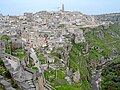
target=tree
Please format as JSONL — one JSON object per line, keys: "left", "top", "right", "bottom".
{"left": 71, "top": 34, "right": 75, "bottom": 43}
{"left": 0, "top": 59, "right": 4, "bottom": 66}
{"left": 32, "top": 66, "right": 39, "bottom": 72}
{"left": 1, "top": 35, "right": 10, "bottom": 41}
{"left": 2, "top": 70, "right": 11, "bottom": 78}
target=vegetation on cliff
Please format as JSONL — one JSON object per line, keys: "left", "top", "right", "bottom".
{"left": 101, "top": 56, "right": 120, "bottom": 90}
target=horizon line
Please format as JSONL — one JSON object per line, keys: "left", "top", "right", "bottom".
{"left": 1, "top": 10, "right": 120, "bottom": 16}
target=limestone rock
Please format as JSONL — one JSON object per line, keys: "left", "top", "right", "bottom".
{"left": 65, "top": 76, "right": 72, "bottom": 85}
{"left": 73, "top": 71, "right": 80, "bottom": 83}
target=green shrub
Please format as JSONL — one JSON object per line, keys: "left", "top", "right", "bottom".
{"left": 58, "top": 24, "right": 65, "bottom": 28}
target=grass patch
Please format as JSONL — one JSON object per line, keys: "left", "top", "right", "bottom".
{"left": 13, "top": 54, "right": 25, "bottom": 59}
{"left": 55, "top": 85, "right": 83, "bottom": 90}
{"left": 69, "top": 43, "right": 91, "bottom": 90}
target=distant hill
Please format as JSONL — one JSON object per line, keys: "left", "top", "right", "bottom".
{"left": 95, "top": 13, "right": 120, "bottom": 24}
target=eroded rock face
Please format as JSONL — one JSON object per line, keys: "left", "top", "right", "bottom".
{"left": 75, "top": 29, "right": 86, "bottom": 43}
{"left": 73, "top": 71, "right": 80, "bottom": 83}
{"left": 65, "top": 76, "right": 72, "bottom": 85}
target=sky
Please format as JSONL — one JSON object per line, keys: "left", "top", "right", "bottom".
{"left": 0, "top": 0, "right": 120, "bottom": 15}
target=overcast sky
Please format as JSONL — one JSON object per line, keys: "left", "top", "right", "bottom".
{"left": 0, "top": 0, "right": 120, "bottom": 15}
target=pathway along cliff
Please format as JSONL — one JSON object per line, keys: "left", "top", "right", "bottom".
{"left": 91, "top": 56, "right": 116, "bottom": 90}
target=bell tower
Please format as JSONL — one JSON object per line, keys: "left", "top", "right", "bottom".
{"left": 60, "top": 4, "right": 64, "bottom": 12}
{"left": 62, "top": 4, "right": 64, "bottom": 12}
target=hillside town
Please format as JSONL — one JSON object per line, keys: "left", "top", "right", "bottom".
{"left": 0, "top": 5, "right": 101, "bottom": 48}
{"left": 0, "top": 4, "right": 120, "bottom": 90}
